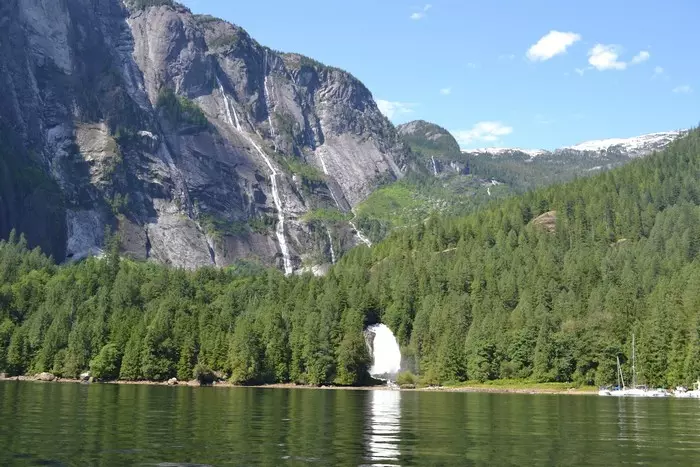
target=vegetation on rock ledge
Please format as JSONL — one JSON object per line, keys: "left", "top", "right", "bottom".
{"left": 2, "top": 130, "right": 700, "bottom": 389}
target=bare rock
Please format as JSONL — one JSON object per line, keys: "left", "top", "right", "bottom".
{"left": 532, "top": 211, "right": 558, "bottom": 233}
{"left": 35, "top": 372, "right": 56, "bottom": 382}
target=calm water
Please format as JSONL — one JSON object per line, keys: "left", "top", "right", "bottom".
{"left": 2, "top": 382, "right": 700, "bottom": 466}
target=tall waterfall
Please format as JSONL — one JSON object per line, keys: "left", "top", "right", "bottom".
{"left": 367, "top": 324, "right": 401, "bottom": 379}
{"left": 326, "top": 228, "right": 336, "bottom": 264}
{"left": 431, "top": 155, "right": 438, "bottom": 176}
{"left": 263, "top": 51, "right": 276, "bottom": 139}
{"left": 218, "top": 78, "right": 293, "bottom": 275}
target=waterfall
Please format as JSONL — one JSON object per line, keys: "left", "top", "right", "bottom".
{"left": 350, "top": 220, "right": 372, "bottom": 247}
{"left": 318, "top": 150, "right": 370, "bottom": 249}
{"left": 326, "top": 228, "right": 336, "bottom": 264}
{"left": 366, "top": 324, "right": 401, "bottom": 379}
{"left": 247, "top": 138, "right": 293, "bottom": 275}
{"left": 217, "top": 77, "right": 241, "bottom": 131}
{"left": 487, "top": 186, "right": 491, "bottom": 197}
{"left": 367, "top": 390, "right": 401, "bottom": 465}
{"left": 431, "top": 155, "right": 438, "bottom": 176}
{"left": 317, "top": 152, "right": 343, "bottom": 209}
{"left": 263, "top": 51, "right": 276, "bottom": 139}
{"left": 218, "top": 77, "right": 293, "bottom": 275}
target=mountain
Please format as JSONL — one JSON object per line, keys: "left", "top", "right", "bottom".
{"left": 3, "top": 126, "right": 700, "bottom": 388}
{"left": 0, "top": 0, "right": 412, "bottom": 272}
{"left": 464, "top": 130, "right": 686, "bottom": 190}
{"left": 396, "top": 120, "right": 468, "bottom": 175}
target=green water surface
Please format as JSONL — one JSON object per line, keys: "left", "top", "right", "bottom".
{"left": 1, "top": 381, "right": 698, "bottom": 465}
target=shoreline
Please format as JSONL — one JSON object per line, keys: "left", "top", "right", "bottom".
{"left": 0, "top": 374, "right": 596, "bottom": 395}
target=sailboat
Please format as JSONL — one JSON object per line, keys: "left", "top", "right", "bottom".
{"left": 599, "top": 356, "right": 625, "bottom": 396}
{"left": 599, "top": 335, "right": 668, "bottom": 397}
{"left": 673, "top": 380, "right": 700, "bottom": 398}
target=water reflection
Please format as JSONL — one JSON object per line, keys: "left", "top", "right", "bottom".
{"left": 366, "top": 389, "right": 401, "bottom": 466}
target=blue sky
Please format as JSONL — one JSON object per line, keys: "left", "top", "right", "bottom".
{"left": 181, "top": 0, "right": 698, "bottom": 150}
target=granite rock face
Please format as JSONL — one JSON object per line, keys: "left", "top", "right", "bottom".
{"left": 0, "top": 0, "right": 412, "bottom": 272}
{"left": 397, "top": 120, "right": 468, "bottom": 175}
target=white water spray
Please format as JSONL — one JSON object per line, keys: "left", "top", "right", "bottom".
{"left": 431, "top": 155, "right": 438, "bottom": 176}
{"left": 367, "top": 324, "right": 401, "bottom": 378}
{"left": 247, "top": 138, "right": 293, "bottom": 275}
{"left": 350, "top": 220, "right": 372, "bottom": 248}
{"left": 217, "top": 77, "right": 241, "bottom": 131}
{"left": 487, "top": 186, "right": 491, "bottom": 197}
{"left": 326, "top": 228, "right": 336, "bottom": 264}
{"left": 263, "top": 52, "right": 276, "bottom": 140}
{"left": 218, "top": 77, "right": 293, "bottom": 275}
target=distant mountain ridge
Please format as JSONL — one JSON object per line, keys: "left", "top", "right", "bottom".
{"left": 463, "top": 130, "right": 687, "bottom": 160}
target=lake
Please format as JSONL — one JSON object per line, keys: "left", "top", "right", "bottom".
{"left": 2, "top": 381, "right": 700, "bottom": 465}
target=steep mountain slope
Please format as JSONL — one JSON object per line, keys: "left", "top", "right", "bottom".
{"left": 0, "top": 0, "right": 410, "bottom": 272}
{"left": 3, "top": 127, "right": 700, "bottom": 388}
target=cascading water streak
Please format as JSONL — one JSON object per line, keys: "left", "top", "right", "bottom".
{"left": 218, "top": 78, "right": 293, "bottom": 275}
{"left": 263, "top": 51, "right": 276, "bottom": 139}
{"left": 431, "top": 155, "right": 438, "bottom": 176}
{"left": 367, "top": 324, "right": 401, "bottom": 379}
{"left": 247, "top": 138, "right": 293, "bottom": 275}
{"left": 326, "top": 228, "right": 336, "bottom": 264}
{"left": 318, "top": 151, "right": 370, "bottom": 249}
{"left": 350, "top": 220, "right": 372, "bottom": 247}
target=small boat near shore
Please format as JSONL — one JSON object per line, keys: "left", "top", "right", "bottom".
{"left": 599, "top": 335, "right": 669, "bottom": 398}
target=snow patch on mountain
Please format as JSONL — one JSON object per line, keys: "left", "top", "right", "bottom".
{"left": 462, "top": 147, "right": 548, "bottom": 158}
{"left": 563, "top": 131, "right": 685, "bottom": 156}
{"left": 461, "top": 130, "right": 686, "bottom": 159}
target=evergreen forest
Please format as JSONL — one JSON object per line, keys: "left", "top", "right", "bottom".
{"left": 2, "top": 129, "right": 700, "bottom": 388}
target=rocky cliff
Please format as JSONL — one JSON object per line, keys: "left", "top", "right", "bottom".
{"left": 397, "top": 120, "right": 468, "bottom": 175}
{"left": 0, "top": 0, "right": 411, "bottom": 272}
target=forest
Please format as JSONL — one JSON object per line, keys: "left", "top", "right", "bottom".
{"left": 2, "top": 129, "right": 700, "bottom": 388}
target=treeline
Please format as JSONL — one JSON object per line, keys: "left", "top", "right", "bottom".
{"left": 2, "top": 130, "right": 700, "bottom": 387}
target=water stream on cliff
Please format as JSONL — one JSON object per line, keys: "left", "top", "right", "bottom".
{"left": 219, "top": 78, "right": 293, "bottom": 275}
{"left": 317, "top": 151, "right": 371, "bottom": 249}
{"left": 326, "top": 228, "right": 336, "bottom": 264}
{"left": 367, "top": 324, "right": 402, "bottom": 379}
{"left": 431, "top": 155, "right": 438, "bottom": 176}
{"left": 350, "top": 220, "right": 372, "bottom": 247}
{"left": 263, "top": 52, "right": 276, "bottom": 141}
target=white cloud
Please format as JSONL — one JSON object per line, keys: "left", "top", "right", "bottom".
{"left": 631, "top": 50, "right": 650, "bottom": 65}
{"left": 587, "top": 45, "right": 651, "bottom": 71}
{"left": 499, "top": 54, "right": 516, "bottom": 61}
{"left": 466, "top": 62, "right": 479, "bottom": 69}
{"left": 376, "top": 100, "right": 415, "bottom": 119}
{"left": 410, "top": 4, "right": 431, "bottom": 20}
{"left": 574, "top": 68, "right": 586, "bottom": 76}
{"left": 588, "top": 44, "right": 627, "bottom": 71}
{"left": 673, "top": 85, "right": 693, "bottom": 94}
{"left": 652, "top": 66, "right": 666, "bottom": 80}
{"left": 453, "top": 121, "right": 513, "bottom": 147}
{"left": 440, "top": 87, "right": 452, "bottom": 95}
{"left": 526, "top": 31, "right": 581, "bottom": 62}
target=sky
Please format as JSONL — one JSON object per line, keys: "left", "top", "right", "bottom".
{"left": 180, "top": 0, "right": 699, "bottom": 150}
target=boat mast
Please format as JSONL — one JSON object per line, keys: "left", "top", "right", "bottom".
{"left": 617, "top": 356, "right": 626, "bottom": 389}
{"left": 632, "top": 334, "right": 637, "bottom": 388}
